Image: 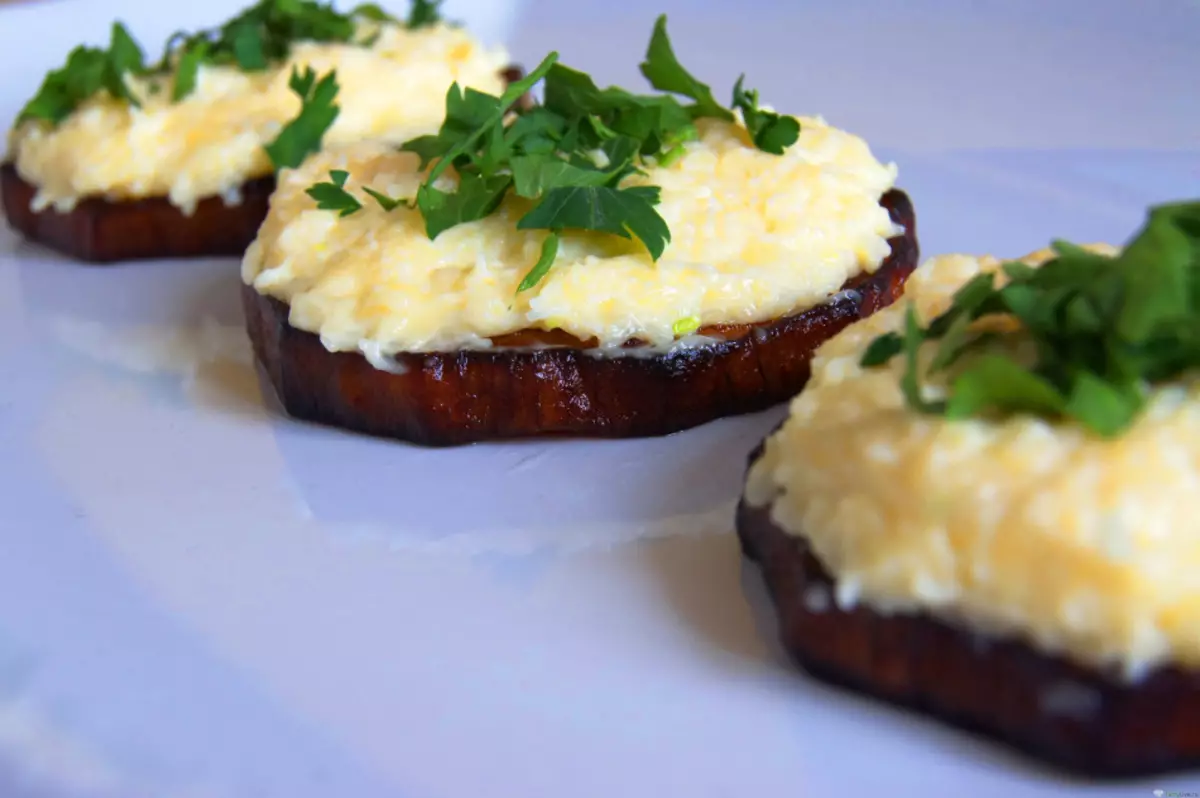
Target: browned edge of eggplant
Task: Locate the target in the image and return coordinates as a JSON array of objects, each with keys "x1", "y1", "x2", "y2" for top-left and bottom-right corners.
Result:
[
  {"x1": 736, "y1": 444, "x2": 1200, "y2": 778},
  {"x1": 242, "y1": 189, "x2": 917, "y2": 445}
]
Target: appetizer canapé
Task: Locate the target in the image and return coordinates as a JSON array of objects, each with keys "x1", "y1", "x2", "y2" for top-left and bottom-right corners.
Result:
[
  {"x1": 1, "y1": 0, "x2": 512, "y2": 262},
  {"x1": 242, "y1": 16, "x2": 918, "y2": 446},
  {"x1": 738, "y1": 200, "x2": 1200, "y2": 776}
]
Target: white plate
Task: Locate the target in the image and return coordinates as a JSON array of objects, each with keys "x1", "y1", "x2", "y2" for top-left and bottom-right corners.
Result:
[{"x1": 2, "y1": 2, "x2": 1198, "y2": 797}]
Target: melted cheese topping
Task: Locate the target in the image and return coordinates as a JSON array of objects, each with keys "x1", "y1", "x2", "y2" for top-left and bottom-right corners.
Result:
[
  {"x1": 242, "y1": 116, "x2": 900, "y2": 355},
  {"x1": 744, "y1": 244, "x2": 1200, "y2": 679},
  {"x1": 6, "y1": 23, "x2": 508, "y2": 213}
]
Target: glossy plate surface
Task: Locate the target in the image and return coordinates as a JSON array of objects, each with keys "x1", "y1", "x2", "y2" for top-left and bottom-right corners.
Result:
[{"x1": 2, "y1": 1, "x2": 1198, "y2": 796}]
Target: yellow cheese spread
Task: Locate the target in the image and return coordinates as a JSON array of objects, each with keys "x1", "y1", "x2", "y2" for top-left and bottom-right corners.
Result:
[
  {"x1": 6, "y1": 22, "x2": 509, "y2": 213},
  {"x1": 241, "y1": 115, "x2": 900, "y2": 356},
  {"x1": 744, "y1": 244, "x2": 1200, "y2": 679}
]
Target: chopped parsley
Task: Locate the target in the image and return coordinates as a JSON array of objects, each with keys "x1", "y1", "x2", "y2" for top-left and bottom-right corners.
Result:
[
  {"x1": 732, "y1": 76, "x2": 800, "y2": 155},
  {"x1": 17, "y1": 23, "x2": 147, "y2": 124},
  {"x1": 303, "y1": 14, "x2": 801, "y2": 292},
  {"x1": 404, "y1": 0, "x2": 445, "y2": 30},
  {"x1": 861, "y1": 199, "x2": 1200, "y2": 437},
  {"x1": 305, "y1": 169, "x2": 361, "y2": 216},
  {"x1": 673, "y1": 316, "x2": 702, "y2": 336},
  {"x1": 264, "y1": 66, "x2": 340, "y2": 171},
  {"x1": 15, "y1": 0, "x2": 444, "y2": 126}
]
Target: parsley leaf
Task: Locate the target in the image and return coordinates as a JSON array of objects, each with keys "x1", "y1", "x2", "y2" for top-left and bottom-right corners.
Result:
[
  {"x1": 898, "y1": 304, "x2": 943, "y2": 413},
  {"x1": 1063, "y1": 371, "x2": 1141, "y2": 437},
  {"x1": 363, "y1": 187, "x2": 404, "y2": 212},
  {"x1": 406, "y1": 0, "x2": 444, "y2": 29},
  {"x1": 944, "y1": 355, "x2": 1065, "y2": 420},
  {"x1": 731, "y1": 75, "x2": 800, "y2": 155},
  {"x1": 230, "y1": 22, "x2": 269, "y2": 71},
  {"x1": 860, "y1": 332, "x2": 903, "y2": 367},
  {"x1": 609, "y1": 96, "x2": 695, "y2": 155},
  {"x1": 105, "y1": 22, "x2": 146, "y2": 105},
  {"x1": 518, "y1": 233, "x2": 561, "y2": 293},
  {"x1": 401, "y1": 83, "x2": 503, "y2": 168},
  {"x1": 510, "y1": 154, "x2": 633, "y2": 199},
  {"x1": 305, "y1": 172, "x2": 405, "y2": 214},
  {"x1": 351, "y1": 3, "x2": 397, "y2": 23},
  {"x1": 516, "y1": 184, "x2": 671, "y2": 261},
  {"x1": 639, "y1": 14, "x2": 731, "y2": 122},
  {"x1": 17, "y1": 22, "x2": 147, "y2": 125},
  {"x1": 657, "y1": 123, "x2": 699, "y2": 167},
  {"x1": 417, "y1": 173, "x2": 513, "y2": 239},
  {"x1": 541, "y1": 64, "x2": 614, "y2": 117},
  {"x1": 172, "y1": 40, "x2": 209, "y2": 101},
  {"x1": 860, "y1": 198, "x2": 1200, "y2": 437},
  {"x1": 1114, "y1": 210, "x2": 1191, "y2": 342},
  {"x1": 18, "y1": 47, "x2": 103, "y2": 124},
  {"x1": 424, "y1": 53, "x2": 559, "y2": 186},
  {"x1": 264, "y1": 66, "x2": 340, "y2": 171},
  {"x1": 541, "y1": 64, "x2": 698, "y2": 157},
  {"x1": 504, "y1": 107, "x2": 567, "y2": 152},
  {"x1": 306, "y1": 169, "x2": 363, "y2": 216}
]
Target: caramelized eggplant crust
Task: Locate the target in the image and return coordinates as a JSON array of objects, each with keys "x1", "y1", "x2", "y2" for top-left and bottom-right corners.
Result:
[{"x1": 2, "y1": 163, "x2": 274, "y2": 263}]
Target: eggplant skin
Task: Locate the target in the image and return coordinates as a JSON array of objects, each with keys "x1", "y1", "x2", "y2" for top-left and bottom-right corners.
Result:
[
  {"x1": 1, "y1": 68, "x2": 531, "y2": 264},
  {"x1": 243, "y1": 189, "x2": 917, "y2": 446},
  {"x1": 1, "y1": 162, "x2": 275, "y2": 264},
  {"x1": 737, "y1": 451, "x2": 1200, "y2": 778}
]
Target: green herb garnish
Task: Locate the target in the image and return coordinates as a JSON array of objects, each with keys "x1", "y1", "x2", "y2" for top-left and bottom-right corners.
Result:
[
  {"x1": 732, "y1": 76, "x2": 800, "y2": 155},
  {"x1": 673, "y1": 316, "x2": 702, "y2": 336},
  {"x1": 304, "y1": 14, "x2": 799, "y2": 293},
  {"x1": 16, "y1": 0, "x2": 443, "y2": 126},
  {"x1": 305, "y1": 169, "x2": 361, "y2": 216},
  {"x1": 861, "y1": 199, "x2": 1200, "y2": 437},
  {"x1": 264, "y1": 66, "x2": 340, "y2": 171},
  {"x1": 17, "y1": 23, "x2": 147, "y2": 124},
  {"x1": 638, "y1": 15, "x2": 732, "y2": 123},
  {"x1": 405, "y1": 0, "x2": 445, "y2": 30},
  {"x1": 171, "y1": 40, "x2": 210, "y2": 102},
  {"x1": 516, "y1": 184, "x2": 671, "y2": 260},
  {"x1": 363, "y1": 187, "x2": 404, "y2": 212},
  {"x1": 518, "y1": 232, "x2": 563, "y2": 293}
]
